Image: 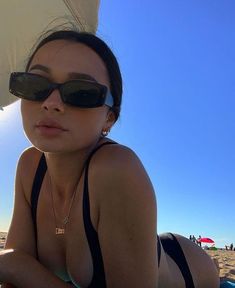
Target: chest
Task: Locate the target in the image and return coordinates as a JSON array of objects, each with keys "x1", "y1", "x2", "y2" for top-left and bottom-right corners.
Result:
[{"x1": 35, "y1": 184, "x2": 98, "y2": 287}]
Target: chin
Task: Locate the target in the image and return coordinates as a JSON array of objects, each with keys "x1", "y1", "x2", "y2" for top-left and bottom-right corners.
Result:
[{"x1": 28, "y1": 138, "x2": 64, "y2": 153}]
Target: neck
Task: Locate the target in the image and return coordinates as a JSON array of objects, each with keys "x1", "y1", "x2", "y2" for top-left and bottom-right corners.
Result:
[{"x1": 45, "y1": 145, "x2": 95, "y2": 199}]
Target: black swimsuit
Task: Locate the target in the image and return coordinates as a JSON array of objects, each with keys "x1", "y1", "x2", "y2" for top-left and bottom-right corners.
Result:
[
  {"x1": 31, "y1": 142, "x2": 114, "y2": 287},
  {"x1": 159, "y1": 233, "x2": 195, "y2": 288},
  {"x1": 31, "y1": 142, "x2": 195, "y2": 288}
]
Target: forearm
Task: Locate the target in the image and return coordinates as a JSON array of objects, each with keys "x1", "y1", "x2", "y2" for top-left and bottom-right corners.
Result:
[{"x1": 0, "y1": 250, "x2": 74, "y2": 288}]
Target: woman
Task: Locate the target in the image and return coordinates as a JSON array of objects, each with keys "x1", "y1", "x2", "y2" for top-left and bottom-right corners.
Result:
[{"x1": 1, "y1": 30, "x2": 219, "y2": 287}]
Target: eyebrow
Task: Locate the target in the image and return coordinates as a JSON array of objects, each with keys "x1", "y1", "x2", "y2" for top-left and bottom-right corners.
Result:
[
  {"x1": 69, "y1": 72, "x2": 97, "y2": 82},
  {"x1": 29, "y1": 64, "x2": 98, "y2": 82},
  {"x1": 29, "y1": 64, "x2": 50, "y2": 73}
]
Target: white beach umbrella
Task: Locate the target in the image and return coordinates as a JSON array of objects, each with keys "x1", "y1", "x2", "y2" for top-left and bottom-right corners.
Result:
[{"x1": 0, "y1": 0, "x2": 100, "y2": 108}]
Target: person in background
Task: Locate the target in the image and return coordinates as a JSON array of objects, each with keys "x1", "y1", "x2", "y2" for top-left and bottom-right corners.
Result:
[{"x1": 197, "y1": 235, "x2": 202, "y2": 247}]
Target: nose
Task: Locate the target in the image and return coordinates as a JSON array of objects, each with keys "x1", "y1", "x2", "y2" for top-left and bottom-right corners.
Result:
[{"x1": 41, "y1": 89, "x2": 64, "y2": 113}]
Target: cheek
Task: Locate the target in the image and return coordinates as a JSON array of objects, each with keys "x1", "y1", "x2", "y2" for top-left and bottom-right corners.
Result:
[
  {"x1": 21, "y1": 101, "x2": 30, "y2": 126},
  {"x1": 70, "y1": 109, "x2": 107, "y2": 137},
  {"x1": 72, "y1": 107, "x2": 107, "y2": 126},
  {"x1": 20, "y1": 101, "x2": 37, "y2": 133},
  {"x1": 21, "y1": 99, "x2": 40, "y2": 117},
  {"x1": 21, "y1": 100, "x2": 34, "y2": 117}
]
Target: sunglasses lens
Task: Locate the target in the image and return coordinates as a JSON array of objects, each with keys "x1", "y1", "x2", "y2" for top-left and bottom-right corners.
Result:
[
  {"x1": 62, "y1": 81, "x2": 106, "y2": 108},
  {"x1": 10, "y1": 73, "x2": 111, "y2": 108},
  {"x1": 10, "y1": 73, "x2": 51, "y2": 101}
]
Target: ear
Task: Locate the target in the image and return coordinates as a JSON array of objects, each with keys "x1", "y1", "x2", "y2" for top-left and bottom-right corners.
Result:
[
  {"x1": 106, "y1": 109, "x2": 116, "y2": 127},
  {"x1": 101, "y1": 110, "x2": 116, "y2": 137}
]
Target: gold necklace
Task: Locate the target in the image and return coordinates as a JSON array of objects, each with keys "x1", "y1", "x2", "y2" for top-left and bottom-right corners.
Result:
[
  {"x1": 48, "y1": 142, "x2": 100, "y2": 235},
  {"x1": 50, "y1": 178, "x2": 78, "y2": 235}
]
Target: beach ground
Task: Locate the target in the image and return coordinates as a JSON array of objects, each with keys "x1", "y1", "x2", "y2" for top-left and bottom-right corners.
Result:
[
  {"x1": 0, "y1": 232, "x2": 7, "y2": 250},
  {"x1": 207, "y1": 249, "x2": 235, "y2": 282}
]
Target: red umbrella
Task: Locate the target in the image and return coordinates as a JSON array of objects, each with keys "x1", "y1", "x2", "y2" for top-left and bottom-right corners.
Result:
[{"x1": 198, "y1": 237, "x2": 214, "y2": 244}]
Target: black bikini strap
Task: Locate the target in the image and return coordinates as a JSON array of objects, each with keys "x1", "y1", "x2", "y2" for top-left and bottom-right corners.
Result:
[
  {"x1": 83, "y1": 141, "x2": 116, "y2": 287},
  {"x1": 30, "y1": 142, "x2": 114, "y2": 264},
  {"x1": 31, "y1": 153, "x2": 47, "y2": 257},
  {"x1": 160, "y1": 233, "x2": 195, "y2": 288},
  {"x1": 157, "y1": 235, "x2": 161, "y2": 267}
]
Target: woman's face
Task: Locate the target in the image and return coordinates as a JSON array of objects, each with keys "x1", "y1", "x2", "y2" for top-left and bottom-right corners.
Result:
[{"x1": 21, "y1": 39, "x2": 115, "y2": 153}]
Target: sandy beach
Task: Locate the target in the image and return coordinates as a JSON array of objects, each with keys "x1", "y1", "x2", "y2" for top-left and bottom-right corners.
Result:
[
  {"x1": 0, "y1": 232, "x2": 7, "y2": 250},
  {"x1": 207, "y1": 249, "x2": 235, "y2": 282},
  {"x1": 0, "y1": 232, "x2": 234, "y2": 284}
]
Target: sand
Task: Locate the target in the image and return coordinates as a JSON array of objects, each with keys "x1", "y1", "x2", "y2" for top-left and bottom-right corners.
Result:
[
  {"x1": 0, "y1": 232, "x2": 7, "y2": 250},
  {"x1": 207, "y1": 249, "x2": 235, "y2": 282}
]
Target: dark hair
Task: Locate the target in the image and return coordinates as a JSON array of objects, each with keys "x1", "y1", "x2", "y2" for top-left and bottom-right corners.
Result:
[{"x1": 26, "y1": 30, "x2": 122, "y2": 121}]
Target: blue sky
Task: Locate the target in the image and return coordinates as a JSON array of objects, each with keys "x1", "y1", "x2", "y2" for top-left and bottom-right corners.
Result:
[{"x1": 0, "y1": 0, "x2": 235, "y2": 248}]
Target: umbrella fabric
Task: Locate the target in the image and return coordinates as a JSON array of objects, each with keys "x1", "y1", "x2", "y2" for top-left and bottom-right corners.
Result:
[
  {"x1": 198, "y1": 237, "x2": 214, "y2": 243},
  {"x1": 0, "y1": 0, "x2": 100, "y2": 108}
]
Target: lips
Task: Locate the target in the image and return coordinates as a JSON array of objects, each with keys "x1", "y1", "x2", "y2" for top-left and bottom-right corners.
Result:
[
  {"x1": 36, "y1": 119, "x2": 67, "y2": 131},
  {"x1": 35, "y1": 119, "x2": 68, "y2": 136}
]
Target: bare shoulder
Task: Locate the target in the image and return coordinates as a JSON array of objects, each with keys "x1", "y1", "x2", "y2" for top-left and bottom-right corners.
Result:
[
  {"x1": 90, "y1": 143, "x2": 158, "y2": 286},
  {"x1": 5, "y1": 147, "x2": 43, "y2": 254},
  {"x1": 92, "y1": 142, "x2": 150, "y2": 177},
  {"x1": 18, "y1": 146, "x2": 42, "y2": 165},
  {"x1": 16, "y1": 146, "x2": 43, "y2": 203},
  {"x1": 90, "y1": 142, "x2": 156, "y2": 207}
]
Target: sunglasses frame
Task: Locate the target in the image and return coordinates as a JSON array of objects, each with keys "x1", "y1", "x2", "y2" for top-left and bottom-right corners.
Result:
[{"x1": 9, "y1": 72, "x2": 114, "y2": 108}]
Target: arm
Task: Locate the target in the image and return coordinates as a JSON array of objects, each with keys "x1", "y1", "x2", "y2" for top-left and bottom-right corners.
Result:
[
  {"x1": 1, "y1": 148, "x2": 37, "y2": 288},
  {"x1": 0, "y1": 249, "x2": 75, "y2": 288},
  {"x1": 0, "y1": 149, "x2": 75, "y2": 288},
  {"x1": 93, "y1": 146, "x2": 158, "y2": 287}
]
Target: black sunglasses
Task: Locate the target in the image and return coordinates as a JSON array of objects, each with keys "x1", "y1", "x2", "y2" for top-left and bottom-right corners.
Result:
[{"x1": 9, "y1": 72, "x2": 113, "y2": 108}]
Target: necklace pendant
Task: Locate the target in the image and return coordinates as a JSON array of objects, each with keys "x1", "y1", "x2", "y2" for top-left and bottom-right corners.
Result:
[
  {"x1": 63, "y1": 217, "x2": 69, "y2": 225},
  {"x1": 56, "y1": 228, "x2": 65, "y2": 235}
]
